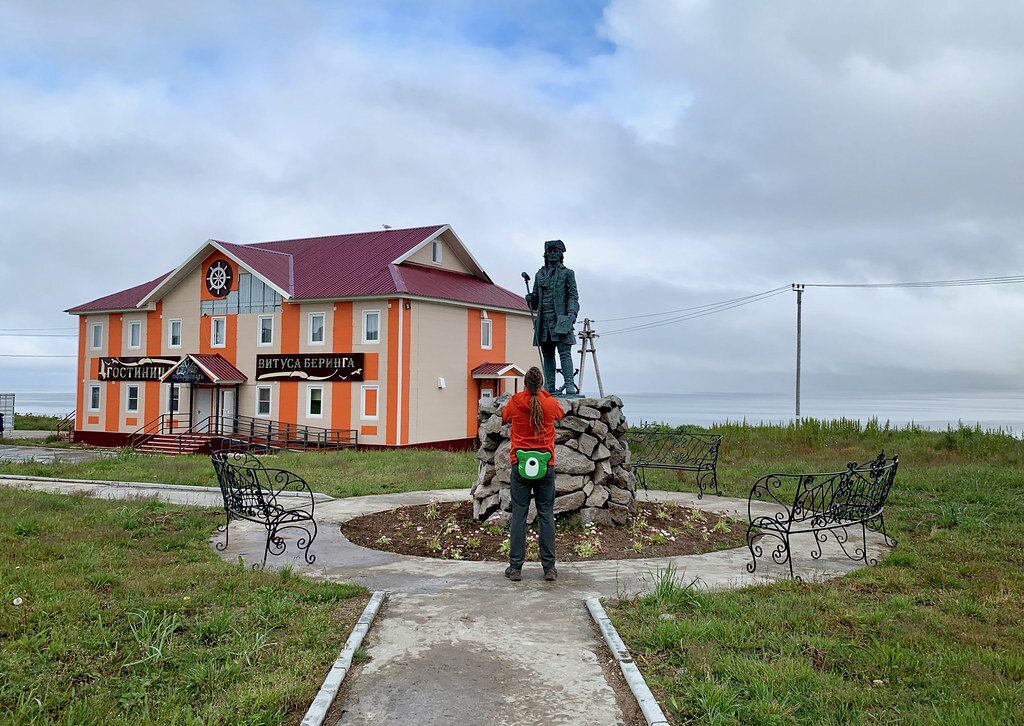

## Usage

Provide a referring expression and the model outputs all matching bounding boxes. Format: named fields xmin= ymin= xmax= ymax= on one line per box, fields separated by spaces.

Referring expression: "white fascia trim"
xmin=497 ymin=364 xmax=526 ymax=376
xmin=137 ymin=239 xmax=293 ymax=308
xmin=389 ymin=225 xmax=492 ymax=283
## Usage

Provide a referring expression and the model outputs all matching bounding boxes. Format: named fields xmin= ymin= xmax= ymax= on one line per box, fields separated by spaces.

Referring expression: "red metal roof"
xmin=68 ymin=225 xmax=528 ymax=314
xmin=66 ymin=273 xmax=170 ymax=313
xmin=190 ymin=354 xmax=248 ymax=383
xmin=472 ymin=362 xmax=527 ymax=377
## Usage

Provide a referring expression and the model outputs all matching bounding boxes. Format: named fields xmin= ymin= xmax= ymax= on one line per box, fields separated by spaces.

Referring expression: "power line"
xmin=803 ymin=274 xmax=1024 ymax=289
xmin=0 ymin=327 xmax=76 ymax=331
xmin=592 ymin=286 xmax=790 ymax=323
xmin=601 ymin=288 xmax=790 ymax=336
xmin=0 ymin=354 xmax=76 ymax=358
xmin=0 ymin=333 xmax=76 ymax=337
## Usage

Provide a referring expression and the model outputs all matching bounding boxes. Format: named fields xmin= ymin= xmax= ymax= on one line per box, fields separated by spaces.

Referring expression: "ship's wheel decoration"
xmin=206 ymin=260 xmax=233 ymax=298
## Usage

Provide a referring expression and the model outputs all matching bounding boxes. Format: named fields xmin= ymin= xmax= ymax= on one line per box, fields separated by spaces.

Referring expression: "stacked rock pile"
xmin=471 ymin=395 xmax=638 ymax=525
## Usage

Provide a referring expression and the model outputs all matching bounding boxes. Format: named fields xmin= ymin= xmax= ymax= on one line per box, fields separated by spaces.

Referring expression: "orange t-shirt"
xmin=501 ymin=390 xmax=566 ymax=466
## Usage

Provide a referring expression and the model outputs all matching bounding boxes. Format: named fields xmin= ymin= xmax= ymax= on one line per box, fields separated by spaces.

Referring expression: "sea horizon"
xmin=6 ymin=385 xmax=1024 ymax=434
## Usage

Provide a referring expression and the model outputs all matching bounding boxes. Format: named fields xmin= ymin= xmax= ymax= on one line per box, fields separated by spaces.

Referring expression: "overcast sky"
xmin=2 ymin=0 xmax=1023 ymax=406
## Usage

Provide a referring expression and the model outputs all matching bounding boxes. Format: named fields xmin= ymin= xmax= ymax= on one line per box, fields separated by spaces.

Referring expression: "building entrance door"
xmin=219 ymin=389 xmax=235 ymax=433
xmin=192 ymin=388 xmax=213 ymax=432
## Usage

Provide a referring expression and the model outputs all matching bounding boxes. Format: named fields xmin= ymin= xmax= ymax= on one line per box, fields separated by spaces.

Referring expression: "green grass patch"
xmin=609 ymin=421 xmax=1024 ymax=724
xmin=0 ymin=447 xmax=477 ymax=499
xmin=8 ymin=413 xmax=62 ymax=431
xmin=0 ymin=488 xmax=368 ymax=723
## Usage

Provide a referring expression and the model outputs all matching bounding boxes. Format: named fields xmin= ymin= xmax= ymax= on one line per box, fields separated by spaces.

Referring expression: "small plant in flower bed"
xmin=342 ymin=499 xmax=747 ymax=562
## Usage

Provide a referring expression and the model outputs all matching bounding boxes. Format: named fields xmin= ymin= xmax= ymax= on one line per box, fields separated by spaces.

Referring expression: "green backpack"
xmin=515 ymin=450 xmax=552 ymax=480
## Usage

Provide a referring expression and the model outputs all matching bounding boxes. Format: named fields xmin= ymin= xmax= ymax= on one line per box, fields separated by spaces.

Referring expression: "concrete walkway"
xmin=0 ymin=477 xmax=892 ymax=725
xmin=0 ymin=445 xmax=113 ymax=464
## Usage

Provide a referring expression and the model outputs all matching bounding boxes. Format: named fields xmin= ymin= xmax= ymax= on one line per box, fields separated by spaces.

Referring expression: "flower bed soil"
xmin=341 ymin=500 xmax=748 ymax=562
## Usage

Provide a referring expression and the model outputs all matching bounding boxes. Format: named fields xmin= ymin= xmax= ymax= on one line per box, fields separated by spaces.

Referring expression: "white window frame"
xmin=256 ymin=385 xmax=272 ymax=417
xmin=211 ymin=316 xmax=226 ymax=348
xmin=88 ymin=384 xmax=101 ymax=411
xmin=362 ymin=310 xmax=381 ymax=344
xmin=306 ymin=384 xmax=324 ymax=418
xmin=481 ymin=317 xmax=492 ymax=350
xmin=125 ymin=384 xmax=140 ymax=413
xmin=168 ymin=385 xmax=180 ymax=413
xmin=257 ymin=315 xmax=274 ymax=347
xmin=431 ymin=240 xmax=443 ymax=264
xmin=360 ymin=384 xmax=380 ymax=420
xmin=127 ymin=320 xmax=142 ymax=349
xmin=168 ymin=319 xmax=182 ymax=348
xmin=308 ymin=312 xmax=326 ymax=346
xmin=90 ymin=323 xmax=103 ymax=350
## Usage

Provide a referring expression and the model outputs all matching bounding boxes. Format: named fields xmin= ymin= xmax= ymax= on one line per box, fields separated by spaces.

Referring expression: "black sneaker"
xmin=504 ymin=566 xmax=522 ymax=581
xmin=543 ymin=567 xmax=557 ymax=582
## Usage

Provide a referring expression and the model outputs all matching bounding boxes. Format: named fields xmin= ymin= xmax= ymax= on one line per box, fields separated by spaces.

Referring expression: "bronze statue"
xmin=525 ymin=240 xmax=579 ymax=395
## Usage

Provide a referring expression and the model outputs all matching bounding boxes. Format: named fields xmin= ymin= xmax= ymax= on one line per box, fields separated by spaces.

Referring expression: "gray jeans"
xmin=508 ymin=467 xmax=556 ymax=570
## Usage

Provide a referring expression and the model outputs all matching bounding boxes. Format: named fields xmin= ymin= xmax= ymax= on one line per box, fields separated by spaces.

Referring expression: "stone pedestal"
xmin=471 ymin=395 xmax=638 ymax=525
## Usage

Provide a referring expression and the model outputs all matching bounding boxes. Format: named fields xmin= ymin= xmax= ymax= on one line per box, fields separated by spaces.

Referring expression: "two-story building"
xmin=67 ymin=225 xmax=535 ymax=449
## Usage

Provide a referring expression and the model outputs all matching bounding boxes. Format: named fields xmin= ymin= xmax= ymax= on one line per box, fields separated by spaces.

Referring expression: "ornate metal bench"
xmin=746 ymin=452 xmax=898 ymax=579
xmin=210 ymin=450 xmax=318 ymax=568
xmin=627 ymin=430 xmax=723 ymax=498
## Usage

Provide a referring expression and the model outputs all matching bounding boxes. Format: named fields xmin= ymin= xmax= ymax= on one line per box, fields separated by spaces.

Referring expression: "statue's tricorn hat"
xmin=544 ymin=239 xmax=566 ymax=253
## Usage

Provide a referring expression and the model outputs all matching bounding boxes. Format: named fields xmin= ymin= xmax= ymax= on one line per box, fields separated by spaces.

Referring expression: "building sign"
xmin=255 ymin=354 xmax=365 ymax=382
xmin=165 ymin=358 xmax=209 ymax=384
xmin=98 ymin=356 xmax=180 ymax=381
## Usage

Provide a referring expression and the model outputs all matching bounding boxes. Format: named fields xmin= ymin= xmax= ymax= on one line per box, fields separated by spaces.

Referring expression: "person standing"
xmin=502 ymin=366 xmax=566 ymax=581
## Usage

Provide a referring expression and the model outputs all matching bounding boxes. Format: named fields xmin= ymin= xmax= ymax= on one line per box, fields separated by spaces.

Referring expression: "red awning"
xmin=471 ymin=362 xmax=527 ymax=379
xmin=160 ymin=354 xmax=247 ymax=385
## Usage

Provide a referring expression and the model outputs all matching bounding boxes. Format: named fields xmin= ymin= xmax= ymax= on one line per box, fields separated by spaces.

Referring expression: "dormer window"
xmin=432 ymin=240 xmax=443 ymax=264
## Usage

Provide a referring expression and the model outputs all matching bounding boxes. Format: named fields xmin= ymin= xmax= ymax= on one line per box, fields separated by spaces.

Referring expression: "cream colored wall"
xmin=122 ymin=314 xmax=146 ymax=353
xmin=160 ymin=268 xmax=201 ymax=355
xmin=504 ymin=313 xmax=536 ymax=377
xmin=349 ymin=299 xmax=389 ymax=444
xmin=408 ymin=300 xmax=469 ymax=443
xmin=405 ymin=237 xmax=472 ymax=274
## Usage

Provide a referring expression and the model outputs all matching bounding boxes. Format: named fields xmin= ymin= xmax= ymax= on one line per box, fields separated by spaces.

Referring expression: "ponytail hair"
xmin=524 ymin=366 xmax=545 ymax=433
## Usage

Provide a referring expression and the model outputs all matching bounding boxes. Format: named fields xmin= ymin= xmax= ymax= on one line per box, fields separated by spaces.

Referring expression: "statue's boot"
xmin=558 ymin=344 xmax=578 ymax=395
xmin=541 ymin=346 xmax=558 ymax=394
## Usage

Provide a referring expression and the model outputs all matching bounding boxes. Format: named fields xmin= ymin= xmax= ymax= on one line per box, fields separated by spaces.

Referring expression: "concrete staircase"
xmin=135 ymin=433 xmax=213 ymax=456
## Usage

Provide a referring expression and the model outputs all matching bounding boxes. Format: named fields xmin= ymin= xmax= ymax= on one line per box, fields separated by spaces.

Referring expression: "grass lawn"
xmin=9 ymin=413 xmax=62 ymax=430
xmin=0 ymin=447 xmax=477 ymax=499
xmin=0 ymin=488 xmax=368 ymax=724
xmin=610 ymin=420 xmax=1024 ymax=724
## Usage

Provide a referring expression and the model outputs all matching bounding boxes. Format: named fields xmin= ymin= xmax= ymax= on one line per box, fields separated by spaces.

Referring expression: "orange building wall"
xmin=331 ymin=302 xmax=354 ymax=432
xmin=279 ymin=301 xmax=300 ymax=424
xmin=465 ymin=310 xmax=507 ymax=437
xmin=144 ymin=301 xmax=163 ymax=426
xmin=385 ymin=300 xmax=400 ymax=445
xmin=75 ymin=318 xmax=86 ymax=429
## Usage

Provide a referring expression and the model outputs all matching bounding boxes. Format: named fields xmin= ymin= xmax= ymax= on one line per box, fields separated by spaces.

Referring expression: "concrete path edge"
xmin=0 ymin=474 xmax=335 ymax=503
xmin=586 ymin=597 xmax=670 ymax=726
xmin=301 ymin=590 xmax=389 ymax=726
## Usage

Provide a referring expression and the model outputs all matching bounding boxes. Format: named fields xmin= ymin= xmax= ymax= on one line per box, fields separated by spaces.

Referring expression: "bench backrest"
xmin=211 ymin=450 xmax=314 ymax=522
xmin=791 ymin=452 xmax=898 ymax=524
xmin=627 ymin=430 xmax=722 ymax=467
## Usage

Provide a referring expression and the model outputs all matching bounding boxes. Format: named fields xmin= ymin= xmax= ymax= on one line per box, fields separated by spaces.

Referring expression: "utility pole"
xmin=793 ymin=284 xmax=804 ymax=422
xmin=576 ymin=318 xmax=605 ymax=397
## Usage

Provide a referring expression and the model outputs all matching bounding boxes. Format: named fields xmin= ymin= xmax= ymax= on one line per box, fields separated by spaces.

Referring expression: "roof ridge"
xmin=247 ymin=224 xmax=446 ymax=248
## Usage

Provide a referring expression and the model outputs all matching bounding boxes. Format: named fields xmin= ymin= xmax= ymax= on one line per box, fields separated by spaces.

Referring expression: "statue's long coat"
xmin=528 ymin=264 xmax=579 ymax=346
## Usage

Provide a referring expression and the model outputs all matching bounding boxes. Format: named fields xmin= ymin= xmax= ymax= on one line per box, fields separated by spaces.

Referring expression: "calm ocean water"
xmin=6 ymin=386 xmax=1024 ymax=433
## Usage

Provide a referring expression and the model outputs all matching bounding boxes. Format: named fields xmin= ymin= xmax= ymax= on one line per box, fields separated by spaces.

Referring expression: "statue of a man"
xmin=527 ymin=239 xmax=579 ymax=395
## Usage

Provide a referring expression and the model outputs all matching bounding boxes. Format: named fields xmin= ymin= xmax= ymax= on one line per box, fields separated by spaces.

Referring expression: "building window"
xmin=481 ymin=387 xmax=494 ymax=399
xmin=432 ymin=240 xmax=443 ymax=264
xmin=126 ymin=384 xmax=139 ymax=413
xmin=481 ymin=317 xmax=492 ymax=349
xmin=128 ymin=320 xmax=141 ymax=349
xmin=88 ymin=385 xmax=101 ymax=411
xmin=90 ymin=323 xmax=103 ymax=350
xmin=168 ymin=386 xmax=179 ymax=413
xmin=258 ymin=315 xmax=274 ymax=346
xmin=256 ymin=386 xmax=272 ymax=417
xmin=169 ymin=319 xmax=182 ymax=348
xmin=306 ymin=385 xmax=324 ymax=418
xmin=211 ymin=317 xmax=226 ymax=348
xmin=361 ymin=385 xmax=379 ymax=420
xmin=309 ymin=313 xmax=325 ymax=345
xmin=362 ymin=310 xmax=380 ymax=344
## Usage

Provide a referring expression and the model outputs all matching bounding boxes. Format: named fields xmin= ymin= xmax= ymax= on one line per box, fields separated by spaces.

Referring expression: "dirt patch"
xmin=342 ymin=500 xmax=747 ymax=562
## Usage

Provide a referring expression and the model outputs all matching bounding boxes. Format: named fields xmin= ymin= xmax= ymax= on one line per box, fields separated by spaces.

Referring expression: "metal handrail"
xmin=129 ymin=412 xmax=358 ymax=454
xmin=56 ymin=410 xmax=76 ymax=441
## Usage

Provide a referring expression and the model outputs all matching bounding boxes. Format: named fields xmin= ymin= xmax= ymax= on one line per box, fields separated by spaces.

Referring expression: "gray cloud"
xmin=2 ymin=0 xmax=1023 ymax=403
